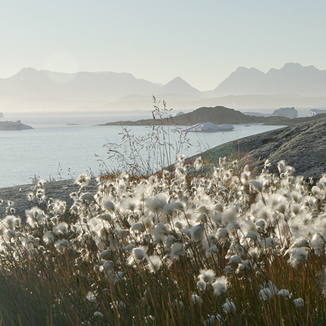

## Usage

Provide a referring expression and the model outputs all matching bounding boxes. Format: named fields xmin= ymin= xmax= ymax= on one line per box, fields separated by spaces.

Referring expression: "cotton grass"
xmin=0 ymin=157 xmax=325 ymax=325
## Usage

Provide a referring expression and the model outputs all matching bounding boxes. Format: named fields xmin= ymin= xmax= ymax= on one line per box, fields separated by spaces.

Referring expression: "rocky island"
xmin=98 ymin=106 xmax=326 ymax=127
xmin=0 ymin=120 xmax=33 ymax=130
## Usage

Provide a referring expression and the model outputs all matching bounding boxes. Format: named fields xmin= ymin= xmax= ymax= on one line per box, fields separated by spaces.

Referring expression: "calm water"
xmin=0 ymin=111 xmax=284 ymax=187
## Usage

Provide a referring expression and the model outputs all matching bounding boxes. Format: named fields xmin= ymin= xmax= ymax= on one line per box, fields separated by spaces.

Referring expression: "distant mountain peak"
xmin=13 ymin=67 xmax=38 ymax=77
xmin=165 ymin=76 xmax=192 ymax=87
xmin=170 ymin=76 xmax=185 ymax=82
xmin=211 ymin=62 xmax=326 ymax=97
xmin=279 ymin=62 xmax=320 ymax=73
xmin=281 ymin=62 xmax=303 ymax=70
xmin=156 ymin=76 xmax=201 ymax=96
xmin=231 ymin=66 xmax=264 ymax=76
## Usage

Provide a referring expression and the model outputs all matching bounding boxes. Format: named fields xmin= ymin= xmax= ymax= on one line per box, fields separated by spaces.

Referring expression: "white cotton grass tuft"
xmin=53 ymin=222 xmax=69 ymax=236
xmin=216 ymin=228 xmax=229 ymax=242
xmin=86 ymin=291 xmax=97 ymax=303
xmin=146 ymin=193 xmax=168 ymax=213
xmin=198 ymin=269 xmax=216 ymax=284
xmin=166 ymin=235 xmax=177 ymax=249
xmin=131 ymin=222 xmax=146 ymax=233
xmin=191 ymin=294 xmax=203 ymax=305
xmin=121 ymin=198 xmax=139 ymax=212
xmin=206 ymin=244 xmax=218 ymax=256
xmin=288 ymin=247 xmax=308 ymax=267
xmin=54 ymin=239 xmax=69 ymax=252
xmin=190 ymin=224 xmax=205 ymax=242
xmin=152 ymin=223 xmax=169 ymax=243
xmin=259 ymin=288 xmax=274 ymax=301
xmin=278 ymin=289 xmax=291 ymax=299
xmin=284 ymin=238 xmax=310 ymax=256
xmin=100 ymin=250 xmax=111 ymax=260
xmin=222 ymin=299 xmax=236 ymax=313
xmin=43 ymin=231 xmax=54 ymax=244
xmin=197 ymin=280 xmax=207 ymax=291
xmin=245 ymin=230 xmax=260 ymax=241
xmin=172 ymin=299 xmax=184 ymax=311
xmin=204 ymin=314 xmax=224 ymax=326
xmin=222 ymin=207 xmax=238 ymax=226
xmin=0 ymin=216 xmax=21 ymax=235
xmin=227 ymin=255 xmax=242 ymax=265
xmin=256 ymin=219 xmax=266 ymax=233
xmin=260 ymin=237 xmax=277 ymax=249
xmin=147 ymin=255 xmax=162 ymax=273
xmin=249 ymin=180 xmax=263 ymax=192
xmin=293 ymin=297 xmax=304 ymax=308
xmin=127 ymin=246 xmax=148 ymax=265
xmin=242 ymin=220 xmax=257 ymax=233
xmin=25 ymin=207 xmax=47 ymax=227
xmin=163 ymin=204 xmax=174 ymax=215
xmin=170 ymin=243 xmax=185 ymax=260
xmin=101 ymin=198 xmax=115 ymax=211
xmin=93 ymin=311 xmax=103 ymax=318
xmin=96 ymin=213 xmax=112 ymax=222
xmin=80 ymin=192 xmax=96 ymax=202
xmin=311 ymin=233 xmax=326 ymax=252
xmin=75 ymin=173 xmax=91 ymax=187
xmin=212 ymin=276 xmax=228 ymax=296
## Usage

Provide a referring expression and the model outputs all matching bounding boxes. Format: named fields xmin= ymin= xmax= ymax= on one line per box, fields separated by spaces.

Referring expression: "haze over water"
xmin=0 ymin=112 xmax=284 ymax=188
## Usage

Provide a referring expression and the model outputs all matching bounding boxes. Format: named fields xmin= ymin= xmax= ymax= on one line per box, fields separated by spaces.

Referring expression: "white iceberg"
xmin=183 ymin=122 xmax=234 ymax=133
xmin=310 ymin=109 xmax=326 ymax=116
xmin=272 ymin=107 xmax=298 ymax=119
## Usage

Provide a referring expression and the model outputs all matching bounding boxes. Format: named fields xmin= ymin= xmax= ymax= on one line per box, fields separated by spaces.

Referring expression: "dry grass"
xmin=0 ymin=155 xmax=325 ymax=325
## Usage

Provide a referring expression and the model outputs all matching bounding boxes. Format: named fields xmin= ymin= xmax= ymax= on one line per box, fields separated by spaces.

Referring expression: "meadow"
xmin=0 ymin=153 xmax=326 ymax=325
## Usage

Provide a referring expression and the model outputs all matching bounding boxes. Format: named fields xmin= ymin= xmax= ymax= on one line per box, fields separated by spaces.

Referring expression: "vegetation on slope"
xmin=0 ymin=156 xmax=325 ymax=325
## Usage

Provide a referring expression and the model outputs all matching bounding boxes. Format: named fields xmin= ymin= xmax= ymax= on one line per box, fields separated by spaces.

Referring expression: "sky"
xmin=1 ymin=0 xmax=326 ymax=91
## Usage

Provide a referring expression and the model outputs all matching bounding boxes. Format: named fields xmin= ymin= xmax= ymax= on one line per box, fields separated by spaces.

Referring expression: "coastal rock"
xmin=0 ymin=120 xmax=33 ymax=130
xmin=196 ymin=116 xmax=326 ymax=179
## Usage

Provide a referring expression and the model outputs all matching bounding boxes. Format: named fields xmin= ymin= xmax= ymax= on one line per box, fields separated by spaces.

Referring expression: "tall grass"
xmin=0 ymin=154 xmax=325 ymax=325
xmin=103 ymin=97 xmax=191 ymax=176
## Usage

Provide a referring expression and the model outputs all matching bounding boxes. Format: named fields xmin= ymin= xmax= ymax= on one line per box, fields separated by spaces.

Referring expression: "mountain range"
xmin=0 ymin=63 xmax=325 ymax=112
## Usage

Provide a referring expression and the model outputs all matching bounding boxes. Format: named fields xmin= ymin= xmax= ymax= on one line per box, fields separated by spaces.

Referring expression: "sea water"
xmin=0 ymin=111 xmax=284 ymax=187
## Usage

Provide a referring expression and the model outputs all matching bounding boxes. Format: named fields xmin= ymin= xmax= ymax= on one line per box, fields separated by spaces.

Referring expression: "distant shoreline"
xmin=97 ymin=106 xmax=326 ymax=127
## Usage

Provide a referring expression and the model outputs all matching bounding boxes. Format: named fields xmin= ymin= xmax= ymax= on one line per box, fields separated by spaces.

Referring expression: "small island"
xmin=97 ymin=106 xmax=326 ymax=127
xmin=0 ymin=120 xmax=33 ymax=130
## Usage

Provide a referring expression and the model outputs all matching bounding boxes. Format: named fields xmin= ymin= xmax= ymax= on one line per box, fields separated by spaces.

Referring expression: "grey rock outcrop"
xmin=196 ymin=116 xmax=326 ymax=179
xmin=0 ymin=120 xmax=33 ymax=130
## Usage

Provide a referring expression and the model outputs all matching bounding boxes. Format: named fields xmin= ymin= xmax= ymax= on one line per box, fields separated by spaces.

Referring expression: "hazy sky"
xmin=1 ymin=0 xmax=325 ymax=91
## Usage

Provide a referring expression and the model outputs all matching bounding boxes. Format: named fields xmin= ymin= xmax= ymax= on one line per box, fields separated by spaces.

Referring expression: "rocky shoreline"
xmin=194 ymin=116 xmax=326 ymax=179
